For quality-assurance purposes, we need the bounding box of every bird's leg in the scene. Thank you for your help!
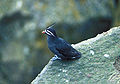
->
[51,55,62,61]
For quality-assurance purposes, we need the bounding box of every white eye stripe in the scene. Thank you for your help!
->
[44,30,46,33]
[45,30,51,35]
[46,32,51,35]
[46,30,55,37]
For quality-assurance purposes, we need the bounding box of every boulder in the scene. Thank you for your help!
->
[32,26,120,84]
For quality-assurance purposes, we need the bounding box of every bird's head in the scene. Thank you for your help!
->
[42,23,57,37]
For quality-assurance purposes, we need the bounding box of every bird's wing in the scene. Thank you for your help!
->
[49,47,66,59]
[56,38,81,58]
[56,38,74,55]
[58,38,72,49]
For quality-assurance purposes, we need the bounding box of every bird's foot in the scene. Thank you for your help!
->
[51,55,61,61]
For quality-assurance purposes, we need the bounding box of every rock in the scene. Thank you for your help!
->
[31,26,120,84]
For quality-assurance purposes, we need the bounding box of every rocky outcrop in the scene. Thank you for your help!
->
[32,26,120,84]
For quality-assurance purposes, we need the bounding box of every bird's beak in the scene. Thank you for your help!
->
[42,31,45,34]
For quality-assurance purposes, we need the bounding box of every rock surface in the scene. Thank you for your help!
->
[31,26,120,84]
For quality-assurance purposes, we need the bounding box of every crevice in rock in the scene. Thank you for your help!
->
[113,56,120,72]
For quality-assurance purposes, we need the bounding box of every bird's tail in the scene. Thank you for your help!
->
[66,54,81,60]
[72,54,81,60]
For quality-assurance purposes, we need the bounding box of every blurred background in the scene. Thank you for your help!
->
[0,0,120,84]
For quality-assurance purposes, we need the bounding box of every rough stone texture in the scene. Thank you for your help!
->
[31,26,120,84]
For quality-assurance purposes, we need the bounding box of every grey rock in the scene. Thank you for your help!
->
[31,26,120,84]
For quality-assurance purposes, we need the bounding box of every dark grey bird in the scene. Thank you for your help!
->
[42,24,81,60]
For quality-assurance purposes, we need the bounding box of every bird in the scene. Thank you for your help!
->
[42,23,81,60]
